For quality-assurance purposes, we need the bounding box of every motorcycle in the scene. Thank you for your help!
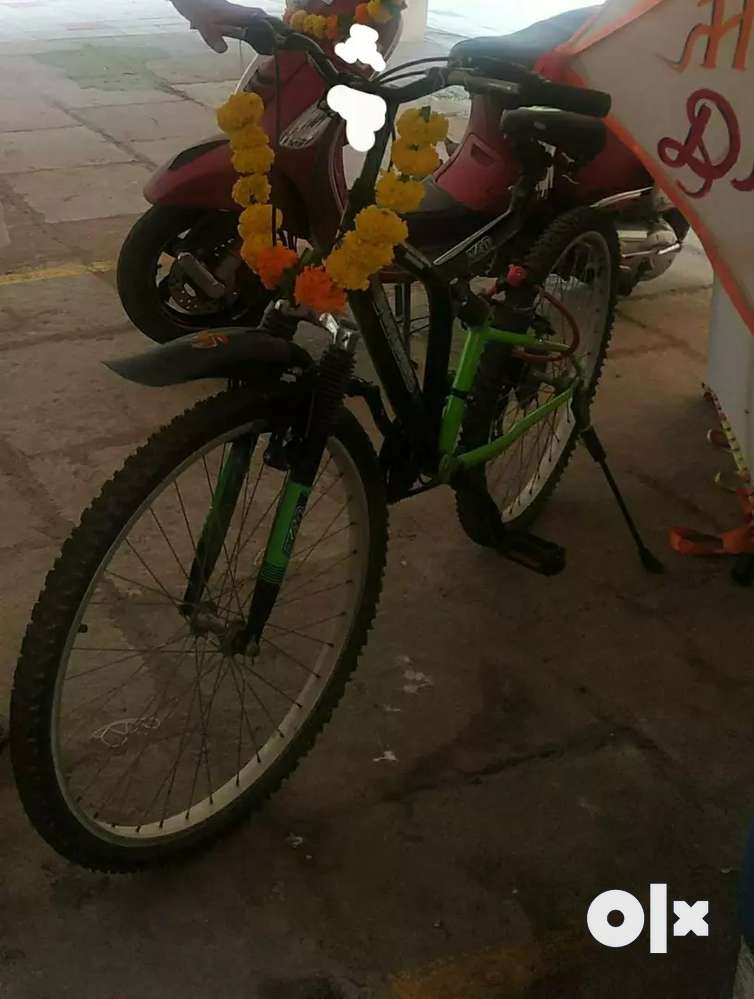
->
[117,2,688,344]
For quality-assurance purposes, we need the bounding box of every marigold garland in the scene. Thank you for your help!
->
[217,91,448,314]
[284,0,403,42]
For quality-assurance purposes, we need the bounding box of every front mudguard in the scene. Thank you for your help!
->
[106,326,313,388]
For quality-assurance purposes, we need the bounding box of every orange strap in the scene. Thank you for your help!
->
[670,489,754,556]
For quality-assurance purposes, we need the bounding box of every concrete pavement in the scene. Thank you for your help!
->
[0,4,749,998]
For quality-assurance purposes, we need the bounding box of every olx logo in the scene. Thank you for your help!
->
[587,885,709,953]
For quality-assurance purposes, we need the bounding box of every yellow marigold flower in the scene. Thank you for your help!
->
[232,144,275,175]
[367,0,393,23]
[326,247,372,292]
[375,170,425,214]
[289,9,308,30]
[217,92,264,133]
[397,107,449,146]
[228,124,269,151]
[238,203,274,239]
[232,173,271,207]
[303,13,328,37]
[241,232,274,269]
[341,231,394,273]
[391,137,440,180]
[354,205,409,247]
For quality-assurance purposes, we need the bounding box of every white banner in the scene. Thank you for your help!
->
[559,0,754,335]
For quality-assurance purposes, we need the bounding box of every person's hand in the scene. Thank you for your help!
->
[170,0,259,53]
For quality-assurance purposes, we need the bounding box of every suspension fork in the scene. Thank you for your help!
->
[234,324,359,655]
[183,435,256,614]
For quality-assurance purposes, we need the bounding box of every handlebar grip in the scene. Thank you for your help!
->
[387,66,448,103]
[519,78,611,118]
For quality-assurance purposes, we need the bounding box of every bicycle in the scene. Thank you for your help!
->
[10,16,662,871]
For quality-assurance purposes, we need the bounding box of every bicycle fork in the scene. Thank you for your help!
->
[235,324,359,655]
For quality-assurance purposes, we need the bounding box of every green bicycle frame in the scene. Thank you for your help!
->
[230,322,580,605]
[437,323,577,483]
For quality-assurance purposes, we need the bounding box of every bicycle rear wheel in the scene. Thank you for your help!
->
[457,207,619,545]
[11,390,387,871]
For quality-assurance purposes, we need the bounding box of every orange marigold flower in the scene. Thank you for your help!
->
[295,266,347,314]
[255,246,300,290]
[354,3,371,24]
[325,15,340,40]
[241,232,274,269]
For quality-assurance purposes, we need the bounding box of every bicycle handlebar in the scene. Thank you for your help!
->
[235,13,611,119]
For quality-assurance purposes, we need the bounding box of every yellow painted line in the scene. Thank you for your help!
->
[389,930,583,999]
[0,259,115,288]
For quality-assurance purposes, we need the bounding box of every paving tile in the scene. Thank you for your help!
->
[76,99,214,143]
[5,162,152,222]
[0,222,74,273]
[0,97,77,132]
[0,126,134,175]
[616,287,712,353]
[0,270,128,341]
[172,81,239,109]
[0,544,58,703]
[146,47,249,85]
[37,75,183,109]
[0,331,185,457]
[48,214,141,263]
[127,136,196,166]
[0,467,54,552]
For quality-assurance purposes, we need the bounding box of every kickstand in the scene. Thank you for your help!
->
[580,425,665,574]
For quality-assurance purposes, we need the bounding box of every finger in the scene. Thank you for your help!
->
[197,25,229,52]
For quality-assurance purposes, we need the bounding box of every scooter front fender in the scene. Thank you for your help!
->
[144,138,238,210]
[143,138,310,236]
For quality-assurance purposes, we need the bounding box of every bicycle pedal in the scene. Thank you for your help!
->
[497,531,566,576]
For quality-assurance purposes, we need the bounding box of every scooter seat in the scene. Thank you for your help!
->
[450,6,599,73]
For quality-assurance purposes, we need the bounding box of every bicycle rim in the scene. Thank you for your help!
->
[50,422,369,844]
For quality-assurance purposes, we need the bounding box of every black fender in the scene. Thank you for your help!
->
[106,327,313,388]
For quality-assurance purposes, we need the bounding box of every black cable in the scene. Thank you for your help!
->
[272,38,282,245]
[378,70,439,86]
[377,56,448,81]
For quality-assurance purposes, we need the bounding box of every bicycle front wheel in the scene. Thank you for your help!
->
[11,390,387,871]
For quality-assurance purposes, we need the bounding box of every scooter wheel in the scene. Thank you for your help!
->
[117,205,271,344]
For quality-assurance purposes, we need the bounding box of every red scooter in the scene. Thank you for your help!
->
[117,2,687,344]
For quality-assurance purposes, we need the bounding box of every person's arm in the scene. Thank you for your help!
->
[169,0,265,53]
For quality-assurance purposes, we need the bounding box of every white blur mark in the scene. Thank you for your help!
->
[382,705,402,714]
[373,750,398,763]
[285,833,305,848]
[327,83,387,152]
[335,23,386,72]
[402,669,434,695]
[91,716,160,748]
